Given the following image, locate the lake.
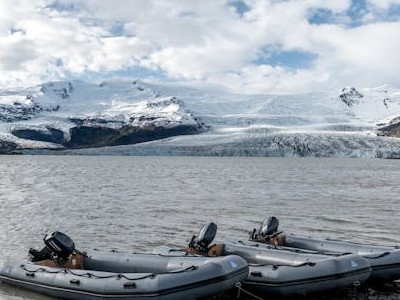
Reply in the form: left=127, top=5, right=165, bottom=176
left=0, top=156, right=400, bottom=299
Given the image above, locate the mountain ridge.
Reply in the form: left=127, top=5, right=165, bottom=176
left=1, top=80, right=400, bottom=157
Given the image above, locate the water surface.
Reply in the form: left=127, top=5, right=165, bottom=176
left=0, top=156, right=399, bottom=299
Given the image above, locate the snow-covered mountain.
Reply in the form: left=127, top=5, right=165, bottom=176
left=0, top=80, right=205, bottom=153
left=1, top=80, right=400, bottom=158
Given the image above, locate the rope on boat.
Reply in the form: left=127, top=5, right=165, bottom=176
left=20, top=264, right=197, bottom=281
left=363, top=252, right=391, bottom=259
left=235, top=282, right=265, bottom=300
left=109, top=248, right=197, bottom=257
left=248, top=261, right=316, bottom=269
left=236, top=240, right=347, bottom=257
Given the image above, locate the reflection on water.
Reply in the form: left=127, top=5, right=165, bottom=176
left=1, top=156, right=400, bottom=299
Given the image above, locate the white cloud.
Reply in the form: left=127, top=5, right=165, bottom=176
left=0, top=0, right=399, bottom=93
left=306, top=22, right=400, bottom=89
left=0, top=33, right=36, bottom=70
left=367, top=0, right=400, bottom=10
left=208, top=65, right=333, bottom=94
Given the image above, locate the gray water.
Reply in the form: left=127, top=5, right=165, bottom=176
left=1, top=156, right=400, bottom=300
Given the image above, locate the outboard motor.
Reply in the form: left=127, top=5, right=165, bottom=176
left=44, top=231, right=76, bottom=262
left=188, top=222, right=217, bottom=254
left=250, top=216, right=283, bottom=244
left=29, top=231, right=76, bottom=263
left=260, top=216, right=279, bottom=236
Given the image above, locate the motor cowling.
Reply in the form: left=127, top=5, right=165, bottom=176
left=260, top=216, right=279, bottom=236
left=44, top=231, right=75, bottom=260
left=188, top=222, right=217, bottom=254
left=250, top=216, right=283, bottom=245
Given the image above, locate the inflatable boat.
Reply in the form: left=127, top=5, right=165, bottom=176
left=224, top=241, right=371, bottom=298
left=250, top=216, right=400, bottom=282
left=179, top=222, right=371, bottom=298
left=0, top=232, right=248, bottom=300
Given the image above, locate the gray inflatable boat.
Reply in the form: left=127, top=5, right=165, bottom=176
left=251, top=216, right=400, bottom=282
left=0, top=232, right=248, bottom=300
left=223, top=240, right=371, bottom=298
left=283, top=234, right=400, bottom=282
left=183, top=222, right=371, bottom=298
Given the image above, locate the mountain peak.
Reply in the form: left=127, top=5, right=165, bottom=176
left=339, top=86, right=363, bottom=107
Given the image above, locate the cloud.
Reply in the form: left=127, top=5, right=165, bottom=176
left=0, top=0, right=399, bottom=93
left=367, top=0, right=400, bottom=10
left=0, top=33, right=36, bottom=71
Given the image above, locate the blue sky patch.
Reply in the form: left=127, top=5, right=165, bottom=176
left=308, top=8, right=336, bottom=25
left=255, top=49, right=317, bottom=69
left=228, top=0, right=251, bottom=17
left=345, top=0, right=400, bottom=26
left=46, top=0, right=79, bottom=13
left=306, top=0, right=400, bottom=27
left=346, top=0, right=368, bottom=26
left=382, top=3, right=400, bottom=22
left=307, top=0, right=377, bottom=27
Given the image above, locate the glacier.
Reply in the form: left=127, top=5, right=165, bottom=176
left=1, top=80, right=400, bottom=158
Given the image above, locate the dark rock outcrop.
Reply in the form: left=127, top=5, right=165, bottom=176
left=116, top=124, right=201, bottom=145
left=66, top=126, right=119, bottom=148
left=11, top=127, right=65, bottom=144
left=0, top=140, right=19, bottom=154
left=66, top=124, right=201, bottom=148
left=377, top=117, right=400, bottom=137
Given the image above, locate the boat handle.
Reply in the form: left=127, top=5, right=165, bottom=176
left=124, top=282, right=137, bottom=289
left=70, top=279, right=80, bottom=285
left=250, top=271, right=262, bottom=277
left=25, top=272, right=35, bottom=277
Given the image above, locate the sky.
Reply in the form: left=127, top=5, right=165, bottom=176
left=1, top=0, right=400, bottom=93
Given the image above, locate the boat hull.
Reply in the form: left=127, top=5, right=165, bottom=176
left=224, top=241, right=371, bottom=298
left=0, top=251, right=248, bottom=300
left=284, top=234, right=400, bottom=282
